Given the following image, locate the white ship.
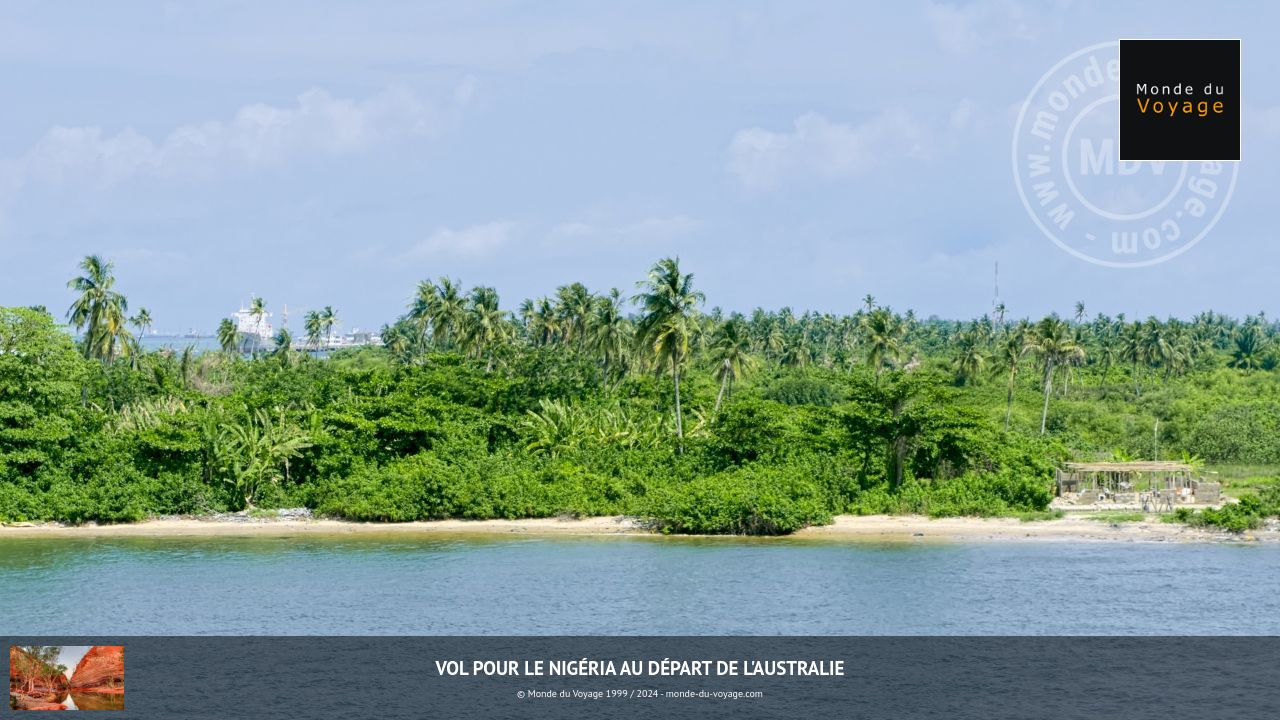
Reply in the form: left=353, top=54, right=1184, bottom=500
left=289, top=328, right=383, bottom=351
left=233, top=300, right=274, bottom=348
left=228, top=297, right=382, bottom=351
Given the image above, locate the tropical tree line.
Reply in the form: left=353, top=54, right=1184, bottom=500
left=61, top=253, right=1280, bottom=445
left=13, top=252, right=1280, bottom=533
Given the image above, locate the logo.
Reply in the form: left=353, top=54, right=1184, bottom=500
left=1012, top=41, right=1238, bottom=268
left=1119, top=39, right=1240, bottom=161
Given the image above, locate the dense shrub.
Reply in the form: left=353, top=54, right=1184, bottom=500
left=763, top=376, right=847, bottom=407
left=644, top=465, right=833, bottom=535
left=848, top=471, right=1053, bottom=518
left=12, top=296, right=1280, bottom=536
left=1173, top=487, right=1280, bottom=532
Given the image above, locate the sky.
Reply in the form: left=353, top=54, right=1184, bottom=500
left=55, top=646, right=90, bottom=679
left=0, top=1, right=1277, bottom=334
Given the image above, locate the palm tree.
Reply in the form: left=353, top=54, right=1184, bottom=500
left=526, top=297, right=559, bottom=346
left=709, top=318, right=756, bottom=413
left=555, top=282, right=595, bottom=346
left=952, top=329, right=988, bottom=385
left=408, top=279, right=437, bottom=345
left=248, top=297, right=267, bottom=353
left=997, top=322, right=1028, bottom=430
left=303, top=310, right=324, bottom=351
left=1094, top=321, right=1120, bottom=388
left=1119, top=321, right=1149, bottom=395
left=130, top=307, right=153, bottom=337
left=217, top=318, right=240, bottom=354
left=462, top=286, right=511, bottom=370
left=633, top=257, right=704, bottom=447
left=779, top=338, right=810, bottom=368
left=271, top=328, right=296, bottom=366
left=1073, top=301, right=1087, bottom=324
left=179, top=345, right=194, bottom=389
left=431, top=278, right=466, bottom=348
left=588, top=289, right=629, bottom=379
left=859, top=307, right=906, bottom=382
left=1228, top=324, right=1270, bottom=371
left=1025, top=316, right=1084, bottom=434
left=66, top=254, right=132, bottom=362
left=320, top=306, right=338, bottom=348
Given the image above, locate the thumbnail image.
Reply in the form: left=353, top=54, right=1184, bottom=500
left=9, top=646, right=124, bottom=711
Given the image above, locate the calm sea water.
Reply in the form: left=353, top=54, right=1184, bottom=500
left=1, top=535, right=1277, bottom=635
left=136, top=336, right=221, bottom=353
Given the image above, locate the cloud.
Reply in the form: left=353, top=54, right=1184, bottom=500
left=548, top=214, right=699, bottom=244
left=726, top=111, right=926, bottom=191
left=925, top=1, right=1042, bottom=55
left=3, top=86, right=445, bottom=195
left=1247, top=105, right=1280, bottom=140
left=927, top=3, right=983, bottom=55
left=405, top=221, right=516, bottom=260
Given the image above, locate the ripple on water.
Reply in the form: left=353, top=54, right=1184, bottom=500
left=1, top=536, right=1278, bottom=635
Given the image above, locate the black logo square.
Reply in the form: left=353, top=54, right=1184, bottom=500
left=1120, top=39, right=1240, bottom=161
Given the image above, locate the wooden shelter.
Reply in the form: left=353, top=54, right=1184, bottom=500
left=1055, top=461, right=1215, bottom=509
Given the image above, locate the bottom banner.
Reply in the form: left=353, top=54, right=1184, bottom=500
left=6, top=637, right=1279, bottom=719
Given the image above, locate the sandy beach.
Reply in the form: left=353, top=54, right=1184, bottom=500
left=0, top=513, right=1274, bottom=543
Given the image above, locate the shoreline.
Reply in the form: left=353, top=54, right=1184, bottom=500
left=1, top=513, right=1274, bottom=543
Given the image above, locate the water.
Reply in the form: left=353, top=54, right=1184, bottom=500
left=136, top=336, right=222, bottom=353
left=12, top=690, right=126, bottom=712
left=136, top=336, right=340, bottom=357
left=1, top=535, right=1278, bottom=635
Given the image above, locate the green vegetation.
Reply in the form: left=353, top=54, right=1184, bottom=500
left=4, top=255, right=1280, bottom=534
left=1171, top=488, right=1280, bottom=533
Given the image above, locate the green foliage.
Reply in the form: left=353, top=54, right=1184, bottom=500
left=1172, top=487, right=1280, bottom=532
left=852, top=470, right=1054, bottom=518
left=315, top=452, right=628, bottom=521
left=645, top=463, right=833, bottom=535
left=762, top=375, right=846, bottom=407
left=0, top=308, right=88, bottom=476
left=11, top=258, right=1280, bottom=536
left=217, top=408, right=312, bottom=509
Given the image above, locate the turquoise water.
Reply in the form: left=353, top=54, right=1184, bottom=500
left=136, top=336, right=221, bottom=353
left=1, top=535, right=1277, bottom=635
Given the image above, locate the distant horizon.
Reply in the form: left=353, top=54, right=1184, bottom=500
left=18, top=287, right=1276, bottom=341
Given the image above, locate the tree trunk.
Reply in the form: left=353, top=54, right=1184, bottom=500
left=713, top=361, right=730, bottom=414
left=889, top=399, right=907, bottom=488
left=672, top=355, right=684, bottom=451
left=1004, top=366, right=1016, bottom=431
left=1040, top=359, right=1055, bottom=434
left=892, top=436, right=907, bottom=488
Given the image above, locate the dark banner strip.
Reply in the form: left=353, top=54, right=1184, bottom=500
left=6, top=637, right=1279, bottom=719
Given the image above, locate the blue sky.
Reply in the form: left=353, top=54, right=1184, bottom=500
left=0, top=1, right=1277, bottom=334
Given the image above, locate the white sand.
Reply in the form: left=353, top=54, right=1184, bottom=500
left=1, top=513, right=1272, bottom=542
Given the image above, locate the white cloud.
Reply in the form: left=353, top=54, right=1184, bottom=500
left=453, top=75, right=478, bottom=107
left=926, top=1, right=1042, bottom=55
left=949, top=98, right=978, bottom=131
left=406, top=221, right=516, bottom=260
left=4, top=86, right=442, bottom=193
left=1247, top=105, right=1280, bottom=140
left=726, top=111, right=927, bottom=191
left=927, top=3, right=983, bottom=55
left=548, top=214, right=699, bottom=244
